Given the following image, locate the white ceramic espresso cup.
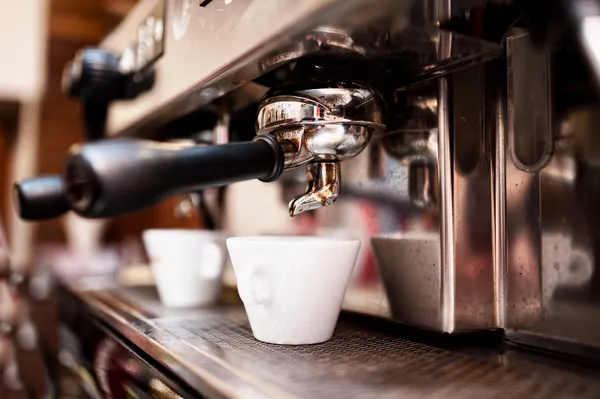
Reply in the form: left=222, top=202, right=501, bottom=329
left=226, top=236, right=360, bottom=345
left=142, top=229, right=226, bottom=308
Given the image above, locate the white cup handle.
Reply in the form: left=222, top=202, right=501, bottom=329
left=239, top=264, right=271, bottom=306
left=198, top=242, right=224, bottom=280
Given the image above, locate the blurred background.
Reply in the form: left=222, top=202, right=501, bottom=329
left=0, top=1, right=210, bottom=397
left=2, top=0, right=207, bottom=277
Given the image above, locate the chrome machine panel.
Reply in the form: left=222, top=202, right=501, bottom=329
left=100, top=0, right=500, bottom=137
left=503, top=32, right=600, bottom=358
left=58, top=0, right=513, bottom=336
left=75, top=0, right=507, bottom=334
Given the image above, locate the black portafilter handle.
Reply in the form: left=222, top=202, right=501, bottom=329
left=63, top=136, right=285, bottom=218
left=13, top=176, right=71, bottom=220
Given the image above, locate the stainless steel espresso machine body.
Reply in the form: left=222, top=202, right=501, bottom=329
left=12, top=0, right=600, bottom=396
left=50, top=0, right=507, bottom=333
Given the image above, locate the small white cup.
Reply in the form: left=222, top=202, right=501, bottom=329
left=226, top=236, right=360, bottom=345
left=142, top=229, right=226, bottom=308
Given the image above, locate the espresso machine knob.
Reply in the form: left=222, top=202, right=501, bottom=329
left=62, top=48, right=154, bottom=140
left=62, top=48, right=122, bottom=141
left=63, top=137, right=284, bottom=218
left=62, top=48, right=122, bottom=99
left=13, top=176, right=70, bottom=221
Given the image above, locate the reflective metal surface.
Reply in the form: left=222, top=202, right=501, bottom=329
left=503, top=32, right=543, bottom=328
left=257, top=85, right=384, bottom=167
left=60, top=295, right=195, bottom=398
left=100, top=0, right=501, bottom=137
left=288, top=162, right=340, bottom=216
left=257, top=84, right=385, bottom=215
left=242, top=61, right=496, bottom=332
left=218, top=0, right=497, bottom=332
left=507, top=31, right=552, bottom=173
left=62, top=286, right=600, bottom=399
left=257, top=85, right=385, bottom=139
left=226, top=25, right=600, bottom=355
left=502, top=31, right=600, bottom=357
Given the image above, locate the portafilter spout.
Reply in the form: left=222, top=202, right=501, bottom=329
left=256, top=83, right=386, bottom=216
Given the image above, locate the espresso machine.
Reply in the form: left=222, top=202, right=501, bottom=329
left=10, top=0, right=600, bottom=397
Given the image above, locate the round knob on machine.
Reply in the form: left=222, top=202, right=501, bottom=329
left=62, top=48, right=125, bottom=141
left=13, top=176, right=70, bottom=221
left=62, top=48, right=123, bottom=100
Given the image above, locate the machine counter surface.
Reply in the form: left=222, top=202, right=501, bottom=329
left=61, top=285, right=600, bottom=399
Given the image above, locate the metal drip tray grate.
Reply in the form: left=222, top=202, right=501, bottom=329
left=75, top=288, right=600, bottom=398
left=146, top=309, right=600, bottom=399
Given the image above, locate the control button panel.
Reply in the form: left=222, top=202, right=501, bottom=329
left=119, top=0, right=166, bottom=74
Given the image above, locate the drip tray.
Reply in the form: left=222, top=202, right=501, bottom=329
left=72, top=286, right=600, bottom=399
